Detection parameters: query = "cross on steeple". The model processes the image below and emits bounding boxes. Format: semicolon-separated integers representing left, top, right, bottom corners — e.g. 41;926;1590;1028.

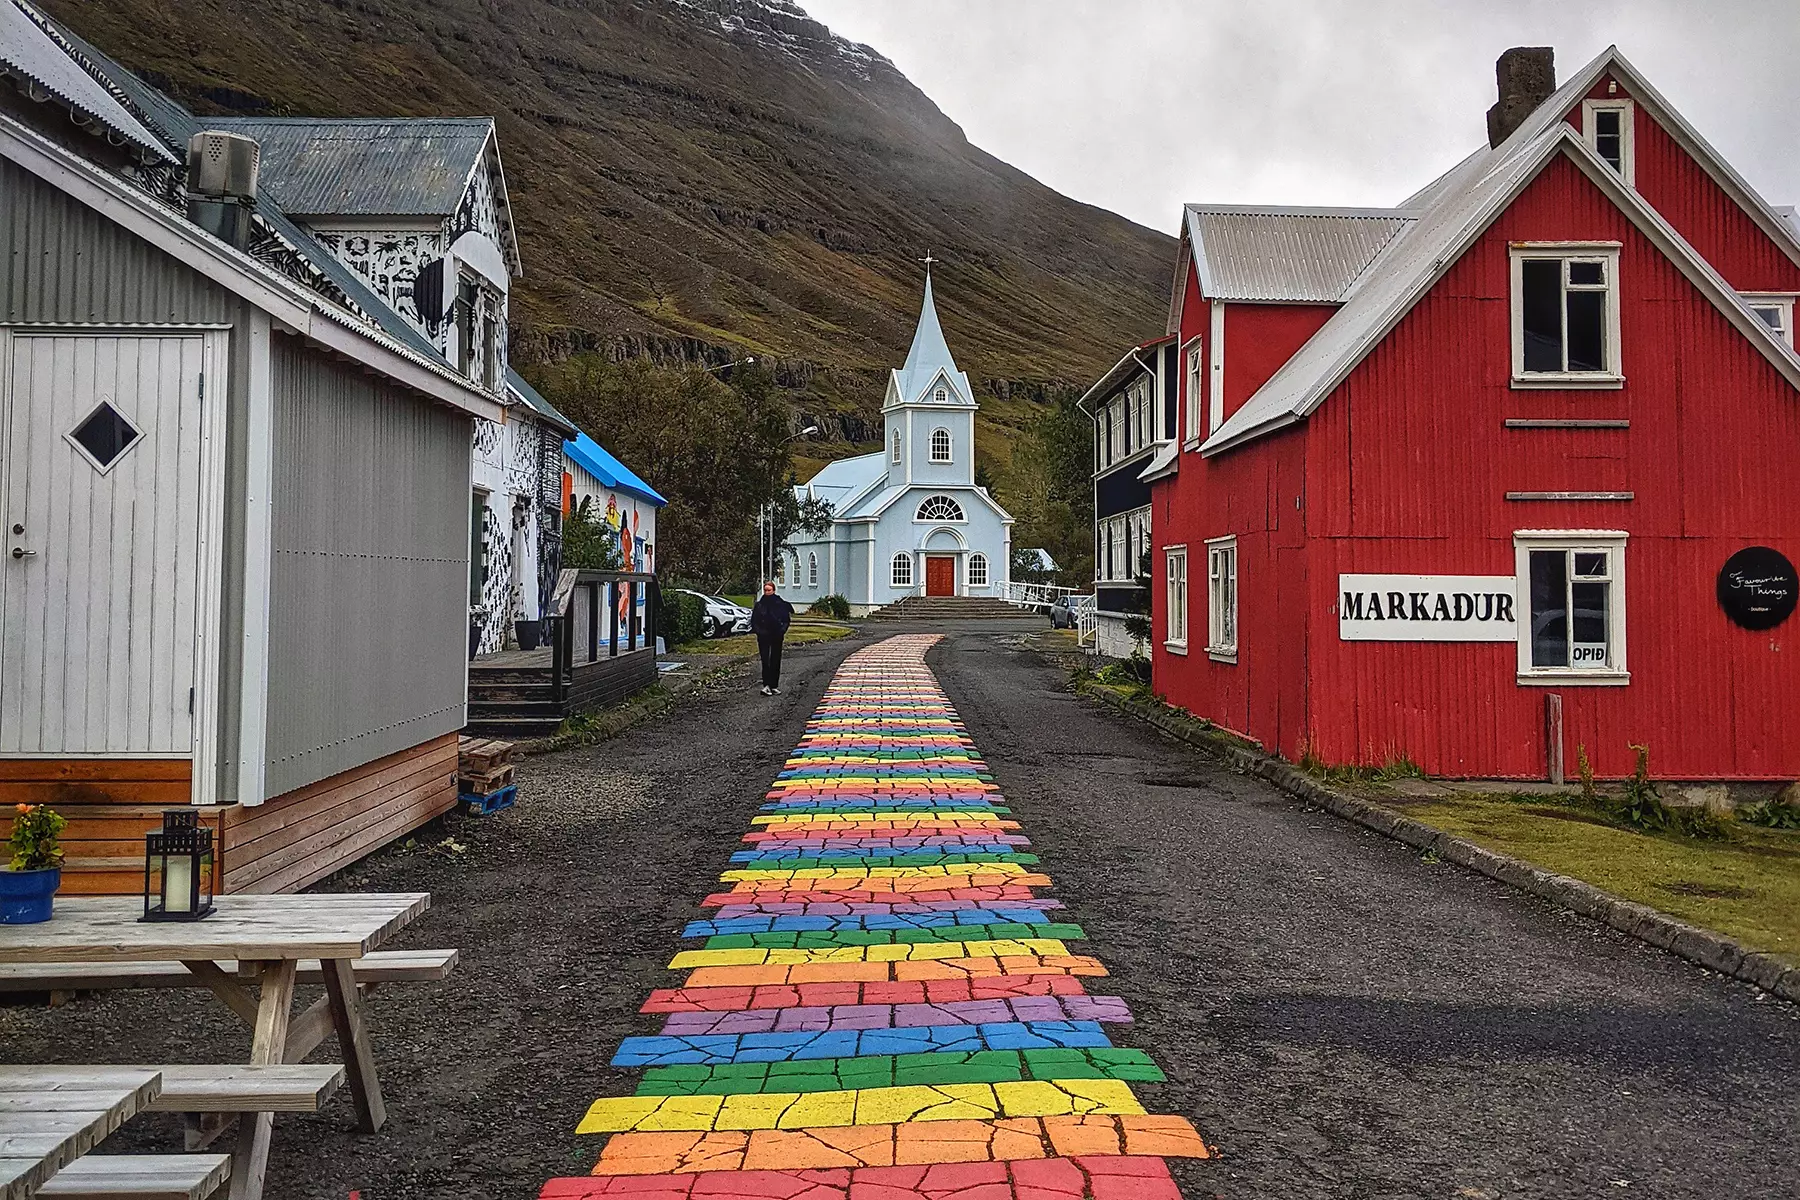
920;253;936;275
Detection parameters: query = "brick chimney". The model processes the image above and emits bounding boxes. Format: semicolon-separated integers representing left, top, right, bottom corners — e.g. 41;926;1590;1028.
1486;47;1556;148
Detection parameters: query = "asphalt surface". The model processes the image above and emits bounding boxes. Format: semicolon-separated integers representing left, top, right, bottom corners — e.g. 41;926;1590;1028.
2;622;1794;1200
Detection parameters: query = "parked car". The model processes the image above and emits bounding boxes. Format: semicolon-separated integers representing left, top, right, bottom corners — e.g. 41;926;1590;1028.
675;590;752;638
1048;596;1077;629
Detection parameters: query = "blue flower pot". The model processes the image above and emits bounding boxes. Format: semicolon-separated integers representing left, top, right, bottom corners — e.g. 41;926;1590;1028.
0;867;61;924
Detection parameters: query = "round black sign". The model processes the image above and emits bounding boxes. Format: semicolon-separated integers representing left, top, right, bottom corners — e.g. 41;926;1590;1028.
1717;547;1798;630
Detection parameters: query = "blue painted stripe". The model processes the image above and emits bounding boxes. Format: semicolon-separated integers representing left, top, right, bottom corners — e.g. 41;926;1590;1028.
610;1021;1113;1067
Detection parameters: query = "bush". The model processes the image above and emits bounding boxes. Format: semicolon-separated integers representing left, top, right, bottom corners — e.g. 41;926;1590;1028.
809;594;851;620
664;591;705;645
1613;745;1673;832
1741;794;1800;829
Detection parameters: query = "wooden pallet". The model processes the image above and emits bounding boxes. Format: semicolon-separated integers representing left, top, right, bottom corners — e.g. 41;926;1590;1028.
460;784;517;816
456;763;515;795
457;736;517;775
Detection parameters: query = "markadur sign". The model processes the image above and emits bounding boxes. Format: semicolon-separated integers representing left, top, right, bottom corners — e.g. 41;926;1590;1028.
1339;574;1518;642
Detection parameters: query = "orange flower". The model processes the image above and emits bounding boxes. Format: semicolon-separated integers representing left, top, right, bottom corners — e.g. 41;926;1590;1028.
15;803;30;814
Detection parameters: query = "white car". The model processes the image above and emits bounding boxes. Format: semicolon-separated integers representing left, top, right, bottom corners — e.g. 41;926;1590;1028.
676;590;752;638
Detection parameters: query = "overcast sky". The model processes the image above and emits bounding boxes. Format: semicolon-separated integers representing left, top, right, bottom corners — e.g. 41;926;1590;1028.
801;0;1800;234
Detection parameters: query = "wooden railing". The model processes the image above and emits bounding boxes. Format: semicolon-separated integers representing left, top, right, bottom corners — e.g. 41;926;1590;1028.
548;570;659;705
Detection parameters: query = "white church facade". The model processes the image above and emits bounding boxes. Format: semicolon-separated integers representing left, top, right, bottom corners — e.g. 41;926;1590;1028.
778;275;1014;614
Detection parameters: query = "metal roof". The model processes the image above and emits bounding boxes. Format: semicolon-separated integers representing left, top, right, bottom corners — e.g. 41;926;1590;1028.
1;1;172;159
1185;206;1415;303
504;369;577;437
565;431;665;507
202;117;491;218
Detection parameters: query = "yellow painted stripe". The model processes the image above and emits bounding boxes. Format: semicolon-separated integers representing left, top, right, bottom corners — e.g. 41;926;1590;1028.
575;1079;1144;1134
668;938;1071;968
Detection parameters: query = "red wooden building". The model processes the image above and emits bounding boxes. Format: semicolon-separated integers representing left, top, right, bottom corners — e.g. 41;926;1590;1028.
1148;47;1800;780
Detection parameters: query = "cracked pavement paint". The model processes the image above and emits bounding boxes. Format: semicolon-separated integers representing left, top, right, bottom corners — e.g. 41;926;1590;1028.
537;635;1207;1199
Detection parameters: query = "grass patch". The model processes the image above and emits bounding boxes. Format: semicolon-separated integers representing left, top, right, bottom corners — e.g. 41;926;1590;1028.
684;623;853;655
1399;790;1800;965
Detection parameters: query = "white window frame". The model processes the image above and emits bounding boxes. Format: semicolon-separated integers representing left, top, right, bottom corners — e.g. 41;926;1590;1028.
1182;339;1203;448
914;494;966;523
1582;99;1635;186
1743;293;1796;349
891;552;913;588
1206;536;1238;663
1208;303;1226;434
1108;399;1126;463
929;426;953;463
1164;545;1188;651
774;554;786;585
968;552;988;587
892;429;902;463
1509;243;1624;388
1132;378;1152;450
808;552;818;587
1513;530;1629;686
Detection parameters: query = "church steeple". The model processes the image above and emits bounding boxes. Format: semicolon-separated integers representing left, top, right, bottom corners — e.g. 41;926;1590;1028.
890;263;974;410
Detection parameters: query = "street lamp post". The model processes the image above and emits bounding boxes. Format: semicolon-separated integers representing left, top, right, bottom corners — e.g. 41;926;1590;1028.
762;424;820;585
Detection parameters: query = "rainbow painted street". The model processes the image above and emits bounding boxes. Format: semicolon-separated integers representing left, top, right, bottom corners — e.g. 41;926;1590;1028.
539;634;1209;1199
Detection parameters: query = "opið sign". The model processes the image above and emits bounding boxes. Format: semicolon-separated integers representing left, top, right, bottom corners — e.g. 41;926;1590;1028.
1339;574;1518;642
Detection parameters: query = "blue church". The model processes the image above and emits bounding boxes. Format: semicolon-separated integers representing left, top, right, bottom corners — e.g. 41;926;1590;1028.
777;274;1014;613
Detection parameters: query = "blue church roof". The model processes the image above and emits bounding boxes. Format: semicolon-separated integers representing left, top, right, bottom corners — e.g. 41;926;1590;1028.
565;431;666;507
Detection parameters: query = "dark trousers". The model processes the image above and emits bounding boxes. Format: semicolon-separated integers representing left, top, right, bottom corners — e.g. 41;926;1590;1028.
758;633;785;688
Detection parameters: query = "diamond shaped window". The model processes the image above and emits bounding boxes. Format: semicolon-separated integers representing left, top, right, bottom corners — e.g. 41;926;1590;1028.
67;401;142;474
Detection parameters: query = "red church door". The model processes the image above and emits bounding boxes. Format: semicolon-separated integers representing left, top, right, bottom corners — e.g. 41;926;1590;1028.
925;556;956;597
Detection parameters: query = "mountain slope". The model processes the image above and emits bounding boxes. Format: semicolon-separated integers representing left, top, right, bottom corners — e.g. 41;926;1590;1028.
37;0;1173;402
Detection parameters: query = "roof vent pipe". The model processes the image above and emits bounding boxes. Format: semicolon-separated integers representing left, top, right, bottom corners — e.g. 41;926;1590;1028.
1486;47;1556;148
185;130;260;250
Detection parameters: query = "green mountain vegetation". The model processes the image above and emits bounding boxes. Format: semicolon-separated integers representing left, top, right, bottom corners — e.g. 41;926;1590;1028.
42;0;1161;579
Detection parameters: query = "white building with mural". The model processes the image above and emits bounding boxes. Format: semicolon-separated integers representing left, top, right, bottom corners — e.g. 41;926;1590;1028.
213;117;592;655
779;275;1012;613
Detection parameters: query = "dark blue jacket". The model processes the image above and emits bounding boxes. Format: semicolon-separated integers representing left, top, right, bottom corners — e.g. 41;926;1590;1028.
751;594;794;638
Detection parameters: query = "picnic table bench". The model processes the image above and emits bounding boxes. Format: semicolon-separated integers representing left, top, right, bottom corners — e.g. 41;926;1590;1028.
0;895;441;1200
0;1066;230;1200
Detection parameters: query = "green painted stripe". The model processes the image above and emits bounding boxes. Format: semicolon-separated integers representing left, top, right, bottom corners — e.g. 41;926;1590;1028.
632;1048;1164;1096
700;923;1086;949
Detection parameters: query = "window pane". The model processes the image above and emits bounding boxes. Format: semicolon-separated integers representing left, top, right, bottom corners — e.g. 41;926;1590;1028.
1751;305;1784;330
1529;550;1569;668
1571;580;1610;666
1521;259;1563;372
1565;289;1606;372
1573;552;1607;578
1568;261;1604;286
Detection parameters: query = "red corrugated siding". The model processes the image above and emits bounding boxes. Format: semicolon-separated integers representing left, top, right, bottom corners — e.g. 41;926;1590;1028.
1155;151;1800;780
1564;75;1800;293
1223;304;1336;422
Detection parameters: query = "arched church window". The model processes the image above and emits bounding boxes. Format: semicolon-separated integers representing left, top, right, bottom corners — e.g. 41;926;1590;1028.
891;553;914;587
968;552;989;587
930;428;952;462
808;553;818;586
934;387;948;404
892;430;902;463
915;494;965;522
773;555;785;585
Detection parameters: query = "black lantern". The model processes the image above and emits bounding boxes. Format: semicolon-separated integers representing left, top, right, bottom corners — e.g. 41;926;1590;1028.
142;810;215;921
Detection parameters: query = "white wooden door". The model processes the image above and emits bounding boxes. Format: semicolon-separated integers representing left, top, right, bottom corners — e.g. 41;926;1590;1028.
0;334;206;755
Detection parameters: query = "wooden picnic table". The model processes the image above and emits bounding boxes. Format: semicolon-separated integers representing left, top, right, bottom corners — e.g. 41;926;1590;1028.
0;894;429;1200
0;1067;161;1200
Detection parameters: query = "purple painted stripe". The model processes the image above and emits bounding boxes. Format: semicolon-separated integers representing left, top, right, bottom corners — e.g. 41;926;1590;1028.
709;899;1063;918
657;994;1132;1036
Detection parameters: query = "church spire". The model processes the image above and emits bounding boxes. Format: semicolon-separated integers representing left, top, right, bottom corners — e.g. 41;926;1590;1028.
900;259;958;382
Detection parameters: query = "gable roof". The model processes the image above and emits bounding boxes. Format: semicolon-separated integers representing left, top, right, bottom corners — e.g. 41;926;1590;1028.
1185;206;1416;303
798;452;888;517
1201;123;1800;456
1077;336;1171;413
0;109;502;419
1;0;172;160
1490;45;1800;271
205;116;522;274
565;431;666;507
504;369;576;437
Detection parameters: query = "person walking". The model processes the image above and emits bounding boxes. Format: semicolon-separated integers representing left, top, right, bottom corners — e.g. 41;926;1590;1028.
750;580;794;695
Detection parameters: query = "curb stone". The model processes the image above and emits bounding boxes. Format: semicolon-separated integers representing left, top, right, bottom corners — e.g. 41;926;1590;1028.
1073;677;1800;1005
